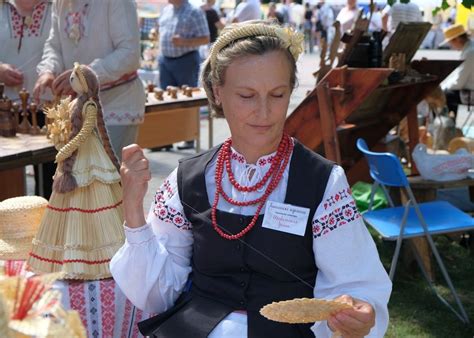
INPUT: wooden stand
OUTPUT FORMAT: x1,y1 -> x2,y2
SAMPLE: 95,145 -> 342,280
285,67 -> 392,162
138,91 -> 208,152
286,60 -> 460,185
137,107 -> 201,152
0,134 -> 55,200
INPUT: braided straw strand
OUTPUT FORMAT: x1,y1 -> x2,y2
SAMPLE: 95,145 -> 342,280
210,24 -> 304,69
73,62 -> 88,93
56,100 -> 97,163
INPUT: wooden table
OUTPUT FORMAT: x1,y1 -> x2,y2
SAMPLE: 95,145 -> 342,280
138,90 -> 209,152
0,134 -> 55,200
401,176 -> 474,280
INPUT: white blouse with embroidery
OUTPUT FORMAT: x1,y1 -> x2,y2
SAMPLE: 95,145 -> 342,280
36,0 -> 145,125
110,144 -> 392,338
0,1 -> 52,100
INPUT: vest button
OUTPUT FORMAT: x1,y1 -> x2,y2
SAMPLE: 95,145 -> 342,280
240,281 -> 246,287
236,244 -> 241,250
239,217 -> 244,224
239,300 -> 245,306
240,267 -> 246,272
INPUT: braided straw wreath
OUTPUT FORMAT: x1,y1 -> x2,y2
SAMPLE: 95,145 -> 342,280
210,24 -> 304,69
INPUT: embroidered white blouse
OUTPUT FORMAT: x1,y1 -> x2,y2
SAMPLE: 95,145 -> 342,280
36,0 -> 145,126
0,1 -> 52,100
110,143 -> 392,338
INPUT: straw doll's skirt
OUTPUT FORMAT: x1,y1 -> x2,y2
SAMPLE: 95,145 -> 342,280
28,133 -> 124,279
28,180 -> 124,279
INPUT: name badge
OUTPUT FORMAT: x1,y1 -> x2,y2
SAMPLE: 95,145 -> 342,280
262,201 -> 310,236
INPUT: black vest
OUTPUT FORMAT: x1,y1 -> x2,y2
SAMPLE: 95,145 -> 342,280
176,141 -> 334,338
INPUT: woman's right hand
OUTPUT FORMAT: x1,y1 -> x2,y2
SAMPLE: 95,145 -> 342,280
121,144 -> 152,228
0,63 -> 23,87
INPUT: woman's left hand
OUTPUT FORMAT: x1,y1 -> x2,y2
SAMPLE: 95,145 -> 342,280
52,69 -> 74,97
327,295 -> 375,338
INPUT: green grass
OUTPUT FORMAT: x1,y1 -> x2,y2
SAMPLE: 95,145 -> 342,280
371,230 -> 474,337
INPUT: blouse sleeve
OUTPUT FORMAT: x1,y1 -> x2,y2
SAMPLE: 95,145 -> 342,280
310,166 -> 392,338
110,168 -> 194,314
446,50 -> 474,90
88,0 -> 141,84
37,1 -> 65,76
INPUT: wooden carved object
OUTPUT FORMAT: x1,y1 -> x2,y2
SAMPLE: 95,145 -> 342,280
184,87 -> 193,97
154,88 -> 164,101
147,82 -> 155,93
0,83 -> 16,137
29,102 -> 41,135
17,88 -> 32,134
12,102 -> 20,129
170,88 -> 178,99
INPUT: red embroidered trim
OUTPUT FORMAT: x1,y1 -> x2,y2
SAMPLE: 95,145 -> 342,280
322,187 -> 352,210
230,149 -> 275,167
313,201 -> 361,238
29,253 -> 110,265
10,2 -> 47,38
101,71 -> 138,90
47,200 -> 122,213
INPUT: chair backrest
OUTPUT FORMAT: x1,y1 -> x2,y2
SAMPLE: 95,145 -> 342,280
356,138 -> 410,188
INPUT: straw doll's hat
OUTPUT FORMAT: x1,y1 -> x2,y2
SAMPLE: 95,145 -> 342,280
0,196 -> 48,260
440,24 -> 469,46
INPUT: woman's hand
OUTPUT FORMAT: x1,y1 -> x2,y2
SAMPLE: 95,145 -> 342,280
327,295 -> 375,338
0,63 -> 24,86
33,72 -> 55,102
121,144 -> 151,228
52,69 -> 74,97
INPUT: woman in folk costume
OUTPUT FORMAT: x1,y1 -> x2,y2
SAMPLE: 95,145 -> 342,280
28,63 -> 124,280
111,21 -> 391,338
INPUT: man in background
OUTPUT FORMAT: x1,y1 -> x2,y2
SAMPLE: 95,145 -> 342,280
382,0 -> 422,35
336,0 -> 360,34
231,0 -> 261,23
157,0 -> 210,150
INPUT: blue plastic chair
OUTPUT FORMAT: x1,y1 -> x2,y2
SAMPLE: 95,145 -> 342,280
356,138 -> 473,324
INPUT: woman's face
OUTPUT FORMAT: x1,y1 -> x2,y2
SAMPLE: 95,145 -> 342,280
213,51 -> 292,152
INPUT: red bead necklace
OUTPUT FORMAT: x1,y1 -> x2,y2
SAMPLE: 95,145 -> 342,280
211,133 -> 293,240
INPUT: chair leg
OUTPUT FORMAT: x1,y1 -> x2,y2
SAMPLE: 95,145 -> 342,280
426,235 -> 469,323
408,241 -> 469,324
389,204 -> 411,280
408,203 -> 470,323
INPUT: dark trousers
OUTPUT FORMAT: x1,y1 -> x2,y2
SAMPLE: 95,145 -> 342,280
445,89 -> 461,118
158,51 -> 200,89
158,51 -> 201,147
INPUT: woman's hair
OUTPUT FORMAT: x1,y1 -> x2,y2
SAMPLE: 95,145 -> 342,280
201,20 -> 298,118
53,65 -> 120,193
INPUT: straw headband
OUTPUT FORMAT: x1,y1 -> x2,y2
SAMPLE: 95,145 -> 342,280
210,24 -> 304,69
73,62 -> 88,93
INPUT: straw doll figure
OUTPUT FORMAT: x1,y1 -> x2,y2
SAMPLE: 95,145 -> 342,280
28,63 -> 124,280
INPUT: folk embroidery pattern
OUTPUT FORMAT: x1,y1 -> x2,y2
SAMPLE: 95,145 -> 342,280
153,180 -> 192,230
312,200 -> 360,238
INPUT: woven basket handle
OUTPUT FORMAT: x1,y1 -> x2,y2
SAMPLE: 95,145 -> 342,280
55,100 -> 97,163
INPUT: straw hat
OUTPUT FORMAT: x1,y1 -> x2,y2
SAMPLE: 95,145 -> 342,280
0,196 -> 48,260
440,24 -> 468,46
